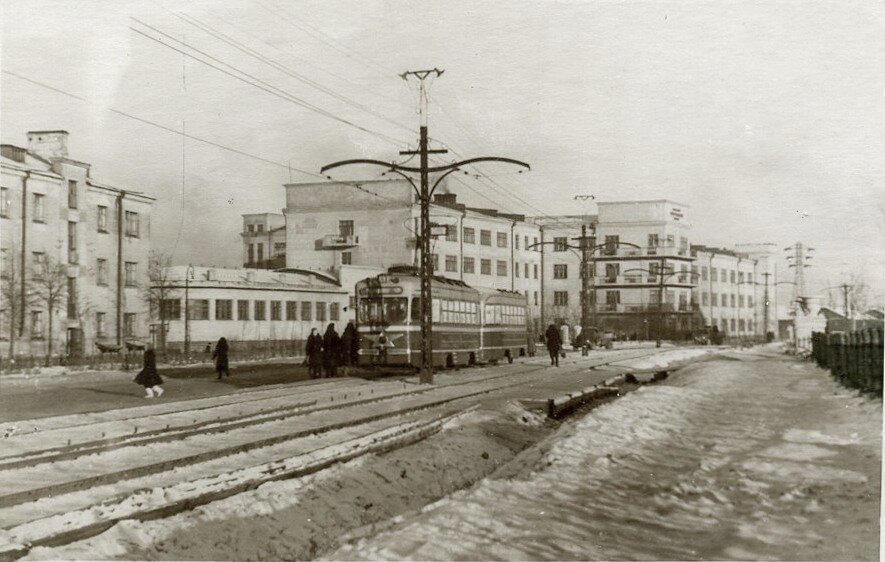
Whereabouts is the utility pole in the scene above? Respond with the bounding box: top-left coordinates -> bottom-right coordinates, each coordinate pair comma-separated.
183,264 -> 194,354
573,195 -> 595,338
760,271 -> 772,341
321,69 -> 530,384
784,242 -> 813,351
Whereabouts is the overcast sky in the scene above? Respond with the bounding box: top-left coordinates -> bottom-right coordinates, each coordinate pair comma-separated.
2,0 -> 883,308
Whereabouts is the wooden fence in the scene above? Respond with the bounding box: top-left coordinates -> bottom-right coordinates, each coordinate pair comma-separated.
811,329 -> 883,395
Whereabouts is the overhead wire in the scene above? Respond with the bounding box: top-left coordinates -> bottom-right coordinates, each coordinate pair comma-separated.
129,18 -> 407,148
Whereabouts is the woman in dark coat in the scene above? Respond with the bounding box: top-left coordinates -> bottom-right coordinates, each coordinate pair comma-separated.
340,322 -> 359,367
545,323 -> 562,367
322,323 -> 341,377
305,328 -> 323,378
212,337 -> 230,380
134,347 -> 164,398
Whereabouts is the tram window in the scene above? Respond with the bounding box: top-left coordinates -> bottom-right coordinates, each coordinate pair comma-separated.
432,298 -> 441,320
384,298 -> 408,324
411,298 -> 421,321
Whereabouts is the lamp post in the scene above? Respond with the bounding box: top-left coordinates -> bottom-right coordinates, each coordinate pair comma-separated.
183,264 -> 194,355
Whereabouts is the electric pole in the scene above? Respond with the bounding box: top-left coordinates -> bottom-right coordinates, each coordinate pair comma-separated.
321,69 -> 530,384
572,195 -> 595,340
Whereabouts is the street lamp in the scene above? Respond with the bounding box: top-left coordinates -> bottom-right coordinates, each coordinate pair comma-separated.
183,264 -> 195,355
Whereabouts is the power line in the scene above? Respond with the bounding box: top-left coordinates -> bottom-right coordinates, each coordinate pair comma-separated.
129,18 -> 407,147
168,10 -> 415,135
2,69 -> 322,178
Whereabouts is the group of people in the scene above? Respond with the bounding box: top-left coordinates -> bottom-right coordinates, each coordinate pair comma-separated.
305,321 -> 360,378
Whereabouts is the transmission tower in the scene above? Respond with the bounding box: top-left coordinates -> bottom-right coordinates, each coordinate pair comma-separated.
784,242 -> 813,312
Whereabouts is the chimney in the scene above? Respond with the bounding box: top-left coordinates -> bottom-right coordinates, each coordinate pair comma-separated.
433,192 -> 457,206
27,130 -> 69,159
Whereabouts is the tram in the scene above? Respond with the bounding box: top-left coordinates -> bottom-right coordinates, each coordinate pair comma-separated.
354,267 -> 530,367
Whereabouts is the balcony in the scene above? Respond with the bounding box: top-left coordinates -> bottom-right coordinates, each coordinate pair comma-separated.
317,234 -> 360,250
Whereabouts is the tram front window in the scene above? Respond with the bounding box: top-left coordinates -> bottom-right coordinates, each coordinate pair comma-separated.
358,297 -> 408,325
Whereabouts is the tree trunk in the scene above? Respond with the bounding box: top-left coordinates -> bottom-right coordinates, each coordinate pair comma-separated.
46,309 -> 53,366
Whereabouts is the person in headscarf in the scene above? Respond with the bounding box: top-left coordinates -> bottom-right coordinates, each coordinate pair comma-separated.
305,328 -> 323,379
212,337 -> 230,380
341,321 -> 360,367
133,345 -> 164,398
322,323 -> 342,377
545,323 -> 562,367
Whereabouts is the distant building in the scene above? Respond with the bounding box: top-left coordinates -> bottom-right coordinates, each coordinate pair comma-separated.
1,130 -> 154,357
691,245 -> 762,338
241,213 -> 286,269
153,266 -> 349,351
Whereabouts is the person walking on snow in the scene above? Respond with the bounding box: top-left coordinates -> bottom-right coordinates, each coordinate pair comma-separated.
212,337 -> 230,380
341,321 -> 360,367
322,323 -> 342,377
545,323 -> 562,367
134,346 -> 164,398
305,328 -> 323,379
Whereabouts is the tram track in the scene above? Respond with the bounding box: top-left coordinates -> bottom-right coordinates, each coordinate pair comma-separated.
0,347 -> 671,560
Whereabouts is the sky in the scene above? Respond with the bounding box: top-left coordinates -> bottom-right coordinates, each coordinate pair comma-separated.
2,0 -> 883,309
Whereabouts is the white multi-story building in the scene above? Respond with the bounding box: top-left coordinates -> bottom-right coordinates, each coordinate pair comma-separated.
241,213 -> 286,269
279,180 -> 545,333
154,266 -> 349,351
1,131 -> 154,357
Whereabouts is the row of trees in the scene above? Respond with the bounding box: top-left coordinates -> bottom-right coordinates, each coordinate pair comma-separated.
1,247 -> 177,362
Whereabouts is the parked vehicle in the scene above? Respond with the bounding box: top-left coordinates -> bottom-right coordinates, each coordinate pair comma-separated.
354,267 -> 530,367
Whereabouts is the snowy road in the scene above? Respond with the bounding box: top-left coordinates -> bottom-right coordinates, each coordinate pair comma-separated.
331,349 -> 881,561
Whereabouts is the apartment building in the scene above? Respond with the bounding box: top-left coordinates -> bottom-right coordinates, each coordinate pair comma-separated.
241,213 -> 286,269
0,130 -> 154,357
280,180 -> 543,333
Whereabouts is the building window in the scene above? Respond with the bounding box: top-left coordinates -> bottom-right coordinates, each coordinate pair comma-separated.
730,294 -> 736,308
446,226 -> 458,242
0,187 -> 10,218
67,180 -> 78,209
32,193 -> 45,222
216,300 -> 233,320
533,291 -> 539,305
515,261 -> 520,278
316,302 -> 326,322
256,243 -> 264,263
524,263 -> 529,278
679,236 -> 688,256
496,260 -> 507,276
32,252 -> 45,278
730,318 -> 736,332
524,235 -> 529,249
125,211 -> 139,238
31,310 -> 43,337
496,232 -> 508,248
463,257 -> 475,274
188,299 -> 210,320
67,277 -> 77,319
445,255 -> 458,273
480,259 -> 492,275
247,224 -> 254,233
301,301 -> 312,321
97,205 -> 108,233
514,235 -> 519,249
748,296 -> 754,308
533,237 -> 539,251
604,235 -> 619,255
738,295 -> 744,308
553,264 -> 568,279
606,290 -> 621,307
124,313 -> 136,337
553,291 -> 568,306
330,303 -> 339,321
0,249 -> 9,277
270,301 -> 282,320
702,292 -> 709,306
738,272 -> 744,283
273,242 -> 286,256
256,223 -> 264,233
730,270 -> 736,284
647,233 -> 660,251
339,220 -> 354,237
237,300 -> 250,320
341,251 -> 352,265
160,299 -> 181,320
124,262 -> 137,287
286,301 -> 298,320
534,264 -> 538,279
605,263 -> 619,283
431,253 -> 439,272
68,222 -> 77,263
254,300 -> 266,320
463,227 -> 475,244
480,229 -> 492,246
96,312 -> 106,337
553,237 -> 568,252
701,266 -> 708,281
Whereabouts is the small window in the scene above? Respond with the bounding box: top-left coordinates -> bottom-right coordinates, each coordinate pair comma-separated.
339,220 -> 354,237
254,300 -> 266,320
497,260 -> 507,276
125,211 -> 139,238
431,253 -> 439,272
445,255 -> 458,273
553,291 -> 568,306
553,264 -> 568,279
32,193 -> 45,222
515,261 -> 520,278
124,313 -> 137,337
30,310 -> 43,336
553,237 -> 568,252
270,301 -> 282,320
330,302 -> 339,321
32,252 -> 45,278
533,263 -> 538,279
188,299 -> 210,320
97,206 -> 108,233
480,229 -> 491,246
0,187 -> 10,218
96,312 -> 106,337
301,301 -> 312,321
341,251 -> 352,265
463,227 -> 475,244
316,302 -> 326,322
67,180 -> 78,209
247,224 -> 254,233
480,259 -> 491,275
496,232 -> 507,248
286,301 -> 298,320
463,257 -> 475,274
446,226 -> 458,242
96,258 -> 109,286
124,262 -> 137,287
515,235 -> 520,250
256,223 -> 265,233
237,300 -> 250,320
216,300 -> 233,320
160,299 -> 181,320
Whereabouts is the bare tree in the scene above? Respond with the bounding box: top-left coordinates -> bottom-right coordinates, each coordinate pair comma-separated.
142,251 -> 178,355
30,253 -> 69,364
1,248 -> 33,359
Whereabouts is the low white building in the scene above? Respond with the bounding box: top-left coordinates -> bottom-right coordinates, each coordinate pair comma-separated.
152,266 -> 350,352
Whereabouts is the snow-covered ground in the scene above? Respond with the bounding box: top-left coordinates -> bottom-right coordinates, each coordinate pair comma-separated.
329,353 -> 881,561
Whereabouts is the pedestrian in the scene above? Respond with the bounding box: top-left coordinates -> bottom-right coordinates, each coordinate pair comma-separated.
134,345 -> 164,398
212,337 -> 230,380
341,321 -> 359,367
545,323 -> 562,367
322,323 -> 341,377
305,327 -> 323,379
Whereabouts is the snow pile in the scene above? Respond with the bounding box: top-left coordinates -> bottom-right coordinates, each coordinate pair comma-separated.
613,347 -> 714,371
